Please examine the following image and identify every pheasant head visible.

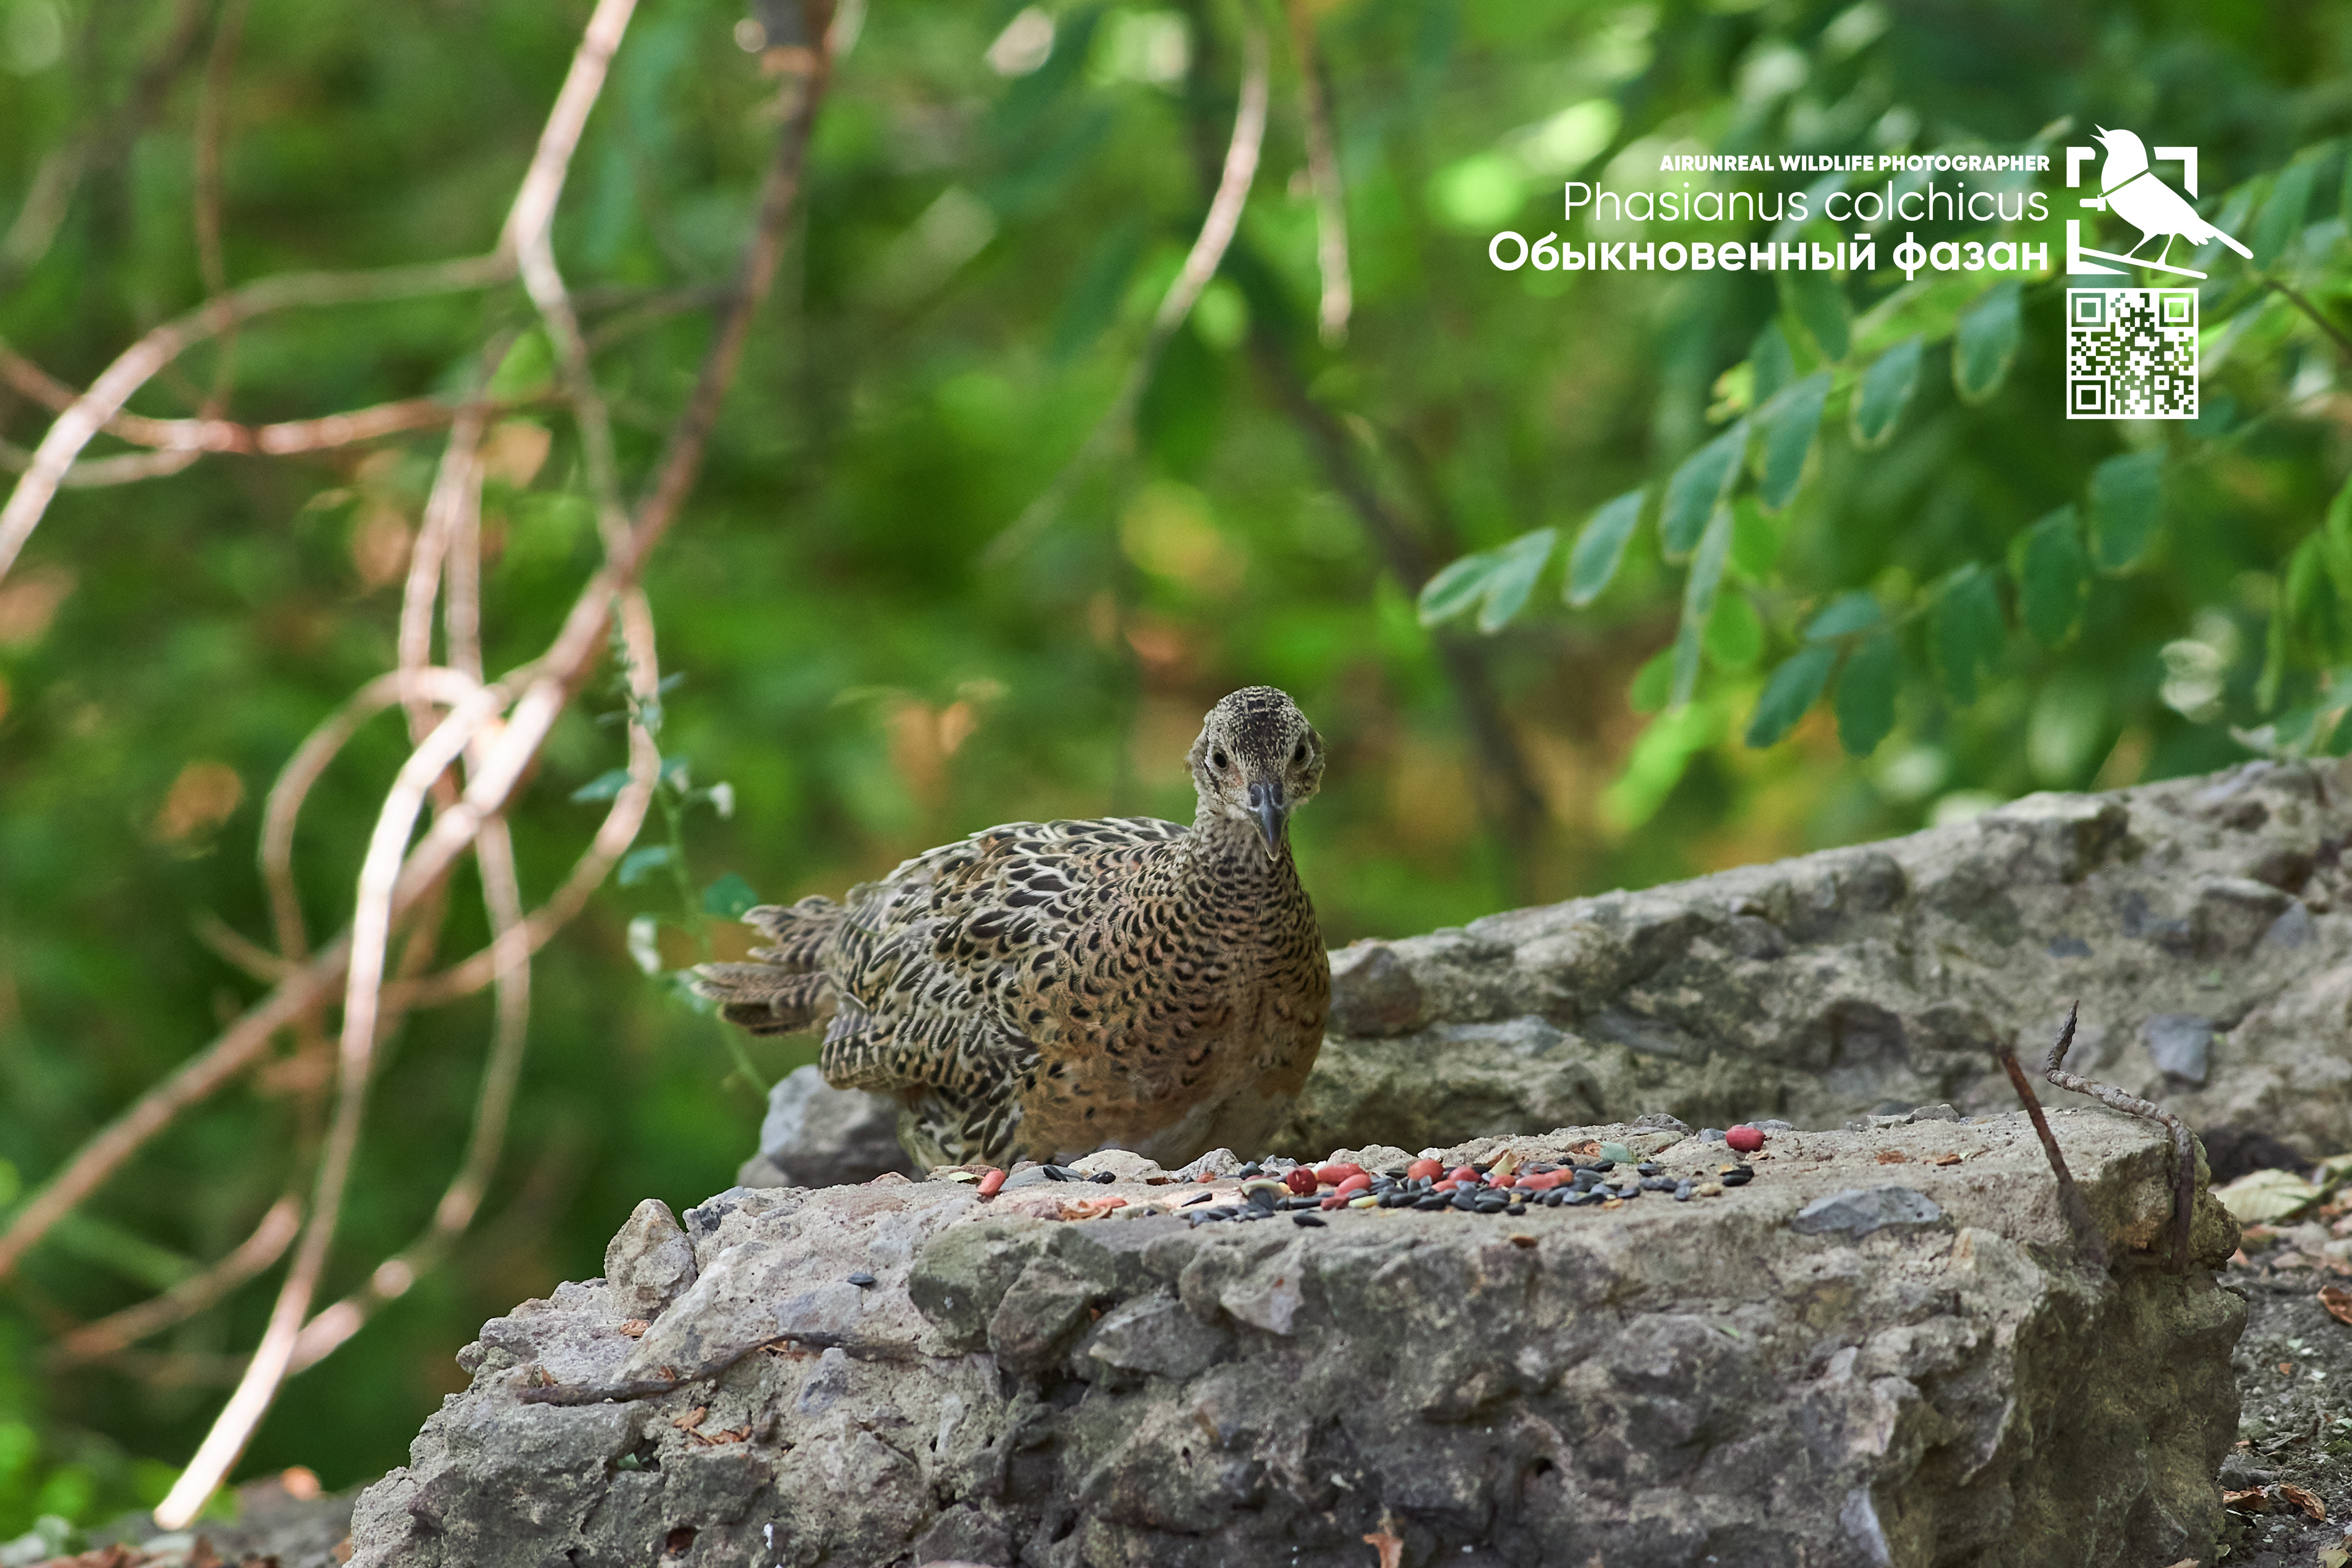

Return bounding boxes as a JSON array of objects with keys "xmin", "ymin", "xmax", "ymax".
[{"xmin": 1187, "ymin": 686, "xmax": 1324, "ymax": 859}]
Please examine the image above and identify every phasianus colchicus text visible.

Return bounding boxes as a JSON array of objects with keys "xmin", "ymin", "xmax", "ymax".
[{"xmin": 695, "ymin": 687, "xmax": 1330, "ymax": 1170}]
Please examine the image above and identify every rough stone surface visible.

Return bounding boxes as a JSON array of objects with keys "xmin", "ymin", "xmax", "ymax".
[
  {"xmin": 736, "ymin": 1063, "xmax": 915, "ymax": 1189},
  {"xmin": 354, "ymin": 1112, "xmax": 2242, "ymax": 1568},
  {"xmin": 1286, "ymin": 760, "xmax": 2352, "ymax": 1156},
  {"xmin": 603, "ymin": 1198, "xmax": 698, "ymax": 1321}
]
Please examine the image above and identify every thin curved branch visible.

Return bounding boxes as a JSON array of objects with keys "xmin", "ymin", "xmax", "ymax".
[
  {"xmin": 51, "ymin": 1198, "xmax": 299, "ymax": 1365},
  {"xmin": 155, "ymin": 681, "xmax": 511, "ymax": 1528},
  {"xmin": 0, "ymin": 253, "xmax": 512, "ymax": 586},
  {"xmin": 1280, "ymin": 0, "xmax": 1349, "ymax": 347}
]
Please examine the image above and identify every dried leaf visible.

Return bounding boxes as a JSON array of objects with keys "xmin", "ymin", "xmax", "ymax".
[
  {"xmin": 2279, "ymin": 1361, "xmax": 2297, "ymax": 1376},
  {"xmin": 618, "ymin": 1318, "xmax": 650, "ymax": 1337},
  {"xmin": 1362, "ymin": 1522, "xmax": 1405, "ymax": 1568},
  {"xmin": 1931, "ymin": 1153, "xmax": 1963, "ymax": 1166},
  {"xmin": 2282, "ymin": 1482, "xmax": 2328, "ymax": 1522},
  {"xmin": 2223, "ymin": 1486, "xmax": 2271, "ymax": 1513},
  {"xmin": 2322, "ymin": 1285, "xmax": 2352, "ymax": 1326},
  {"xmin": 672, "ymin": 1405, "xmax": 708, "ymax": 1431},
  {"xmin": 1875, "ymin": 1150, "xmax": 1909, "ymax": 1164}
]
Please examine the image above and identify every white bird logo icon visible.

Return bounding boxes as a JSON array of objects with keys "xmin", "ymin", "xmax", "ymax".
[{"xmin": 2085, "ymin": 126, "xmax": 2251, "ymax": 270}]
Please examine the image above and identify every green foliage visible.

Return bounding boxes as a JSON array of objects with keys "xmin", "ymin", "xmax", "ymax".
[
  {"xmin": 1951, "ymin": 281, "xmax": 2023, "ymax": 404},
  {"xmin": 1849, "ymin": 337, "xmax": 1924, "ymax": 448},
  {"xmin": 1565, "ymin": 490, "xmax": 1644, "ymax": 608}
]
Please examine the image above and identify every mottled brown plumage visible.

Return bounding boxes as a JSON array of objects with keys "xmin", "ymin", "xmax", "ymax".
[{"xmin": 695, "ymin": 687, "xmax": 1329, "ymax": 1169}]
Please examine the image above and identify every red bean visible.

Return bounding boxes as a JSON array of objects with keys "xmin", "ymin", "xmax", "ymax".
[
  {"xmin": 1334, "ymin": 1172, "xmax": 1371, "ymax": 1197},
  {"xmin": 1315, "ymin": 1162, "xmax": 1366, "ymax": 1187},
  {"xmin": 1520, "ymin": 1171, "xmax": 1562, "ymax": 1191},
  {"xmin": 1285, "ymin": 1167, "xmax": 1319, "ymax": 1196},
  {"xmin": 1448, "ymin": 1165, "xmax": 1479, "ymax": 1186},
  {"xmin": 977, "ymin": 1168, "xmax": 1006, "ymax": 1198},
  {"xmin": 1406, "ymin": 1158, "xmax": 1443, "ymax": 1181},
  {"xmin": 1319, "ymin": 1192, "xmax": 1348, "ymax": 1210},
  {"xmin": 1725, "ymin": 1125, "xmax": 1765, "ymax": 1153}
]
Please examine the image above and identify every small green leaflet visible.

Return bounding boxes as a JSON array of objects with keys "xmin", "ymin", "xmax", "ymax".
[
  {"xmin": 2018, "ymin": 506, "xmax": 2090, "ymax": 645},
  {"xmin": 1850, "ymin": 336, "xmax": 1922, "ymax": 448},
  {"xmin": 2090, "ymin": 448, "xmax": 2163, "ymax": 570},
  {"xmin": 701, "ymin": 872, "xmax": 761, "ymax": 918},
  {"xmin": 1566, "ymin": 489, "xmax": 1645, "ymax": 607},
  {"xmin": 571, "ymin": 768, "xmax": 633, "ymax": 802},
  {"xmin": 1415, "ymin": 527, "xmax": 1559, "ymax": 632},
  {"xmin": 1756, "ymin": 372, "xmax": 1831, "ymax": 511},
  {"xmin": 1952, "ymin": 280, "xmax": 2021, "ymax": 404},
  {"xmin": 1706, "ymin": 590, "xmax": 1763, "ymax": 669},
  {"xmin": 617, "ymin": 844, "xmax": 674, "ymax": 887},
  {"xmin": 1751, "ymin": 321, "xmax": 1796, "ymax": 404},
  {"xmin": 1660, "ymin": 422, "xmax": 1748, "ymax": 559},
  {"xmin": 1418, "ymin": 551, "xmax": 1499, "ymax": 625},
  {"xmin": 1835, "ymin": 632, "xmax": 1898, "ymax": 756},
  {"xmin": 1805, "ymin": 590, "xmax": 1881, "ymax": 640},
  {"xmin": 1781, "ymin": 268, "xmax": 1851, "ymax": 362},
  {"xmin": 1629, "ymin": 647, "xmax": 1674, "ymax": 714},
  {"xmin": 1475, "ymin": 527, "xmax": 1558, "ymax": 632},
  {"xmin": 1672, "ymin": 504, "xmax": 1734, "ymax": 707},
  {"xmin": 1745, "ymin": 644, "xmax": 1835, "ymax": 747},
  {"xmin": 1728, "ymin": 497, "xmax": 1780, "ymax": 577},
  {"xmin": 1931, "ymin": 565, "xmax": 2005, "ymax": 706},
  {"xmin": 2252, "ymin": 158, "xmax": 2317, "ymax": 272}
]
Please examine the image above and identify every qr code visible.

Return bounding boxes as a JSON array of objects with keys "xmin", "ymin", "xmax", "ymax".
[{"xmin": 2066, "ymin": 288, "xmax": 2197, "ymax": 420}]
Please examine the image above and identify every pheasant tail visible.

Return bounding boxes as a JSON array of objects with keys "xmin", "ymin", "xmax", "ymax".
[{"xmin": 696, "ymin": 896, "xmax": 844, "ymax": 1034}]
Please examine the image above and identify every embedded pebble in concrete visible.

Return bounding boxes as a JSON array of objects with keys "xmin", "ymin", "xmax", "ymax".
[{"xmin": 353, "ymin": 1109, "xmax": 2246, "ymax": 1568}]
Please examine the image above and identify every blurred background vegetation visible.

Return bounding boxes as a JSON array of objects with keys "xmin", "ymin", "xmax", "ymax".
[{"xmin": 0, "ymin": 0, "xmax": 2344, "ymax": 1532}]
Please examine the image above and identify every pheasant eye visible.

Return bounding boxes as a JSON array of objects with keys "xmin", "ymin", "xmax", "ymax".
[
  {"xmin": 1293, "ymin": 742, "xmax": 1309, "ymax": 763},
  {"xmin": 1211, "ymin": 748, "xmax": 1229, "ymax": 769}
]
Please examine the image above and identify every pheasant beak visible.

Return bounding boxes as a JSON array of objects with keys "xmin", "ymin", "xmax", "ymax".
[{"xmin": 1245, "ymin": 780, "xmax": 1289, "ymax": 858}]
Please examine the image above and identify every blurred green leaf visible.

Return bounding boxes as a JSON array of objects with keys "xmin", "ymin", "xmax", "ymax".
[
  {"xmin": 571, "ymin": 768, "xmax": 633, "ymax": 803},
  {"xmin": 487, "ymin": 329, "xmax": 554, "ymax": 399},
  {"xmin": 1416, "ymin": 550, "xmax": 1500, "ymax": 626},
  {"xmin": 1781, "ymin": 269, "xmax": 1850, "ymax": 362},
  {"xmin": 1952, "ymin": 280, "xmax": 2021, "ymax": 403},
  {"xmin": 1476, "ymin": 528, "xmax": 1559, "ymax": 633},
  {"xmin": 1835, "ymin": 633, "xmax": 1899, "ymax": 756},
  {"xmin": 1566, "ymin": 489, "xmax": 1644, "ymax": 607},
  {"xmin": 1706, "ymin": 590, "xmax": 1763, "ymax": 670},
  {"xmin": 1728, "ymin": 496, "xmax": 1780, "ymax": 577},
  {"xmin": 2252, "ymin": 158, "xmax": 2317, "ymax": 271},
  {"xmin": 701, "ymin": 873, "xmax": 760, "ymax": 918},
  {"xmin": 1745, "ymin": 644, "xmax": 1836, "ymax": 747},
  {"xmin": 1849, "ymin": 336, "xmax": 1922, "ymax": 448},
  {"xmin": 1931, "ymin": 566, "xmax": 2005, "ymax": 706},
  {"xmin": 2090, "ymin": 448, "xmax": 2163, "ymax": 571},
  {"xmin": 1806, "ymin": 590, "xmax": 1881, "ymax": 640},
  {"xmin": 2018, "ymin": 506, "xmax": 2090, "ymax": 645},
  {"xmin": 1629, "ymin": 647, "xmax": 1674, "ymax": 715},
  {"xmin": 1750, "ymin": 321, "xmax": 1796, "ymax": 404},
  {"xmin": 1659, "ymin": 422, "xmax": 1747, "ymax": 559},
  {"xmin": 617, "ymin": 845, "xmax": 674, "ymax": 887},
  {"xmin": 1755, "ymin": 372, "xmax": 1831, "ymax": 511},
  {"xmin": 1671, "ymin": 505, "xmax": 1734, "ymax": 707}
]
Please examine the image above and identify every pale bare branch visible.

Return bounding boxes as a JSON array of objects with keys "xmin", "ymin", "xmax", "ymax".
[
  {"xmin": 1281, "ymin": 0, "xmax": 1350, "ymax": 347},
  {"xmin": 0, "ymin": 253, "xmax": 511, "ymax": 587},
  {"xmin": 156, "ymin": 680, "xmax": 511, "ymax": 1528}
]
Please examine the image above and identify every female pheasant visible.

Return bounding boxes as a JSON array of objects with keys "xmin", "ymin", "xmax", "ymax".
[{"xmin": 696, "ymin": 687, "xmax": 1330, "ymax": 1170}]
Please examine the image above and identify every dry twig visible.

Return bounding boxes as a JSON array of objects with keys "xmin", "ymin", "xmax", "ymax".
[
  {"xmin": 1280, "ymin": 0, "xmax": 1350, "ymax": 346},
  {"xmin": 1993, "ymin": 1009, "xmax": 2110, "ymax": 1271},
  {"xmin": 2040, "ymin": 1000, "xmax": 2199, "ymax": 1273}
]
